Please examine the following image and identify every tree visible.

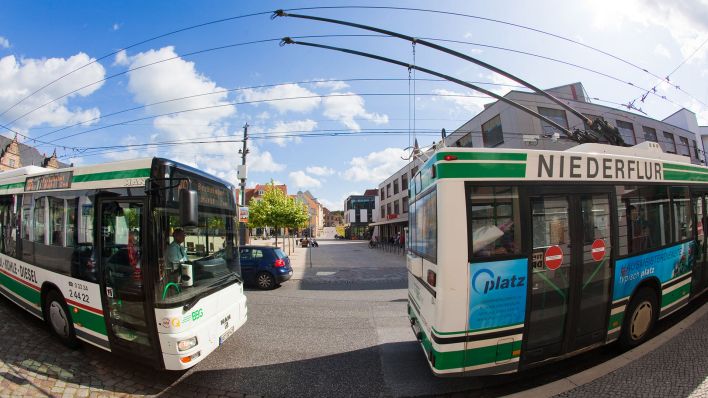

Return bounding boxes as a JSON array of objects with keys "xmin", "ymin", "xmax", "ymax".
[{"xmin": 248, "ymin": 181, "xmax": 308, "ymax": 245}]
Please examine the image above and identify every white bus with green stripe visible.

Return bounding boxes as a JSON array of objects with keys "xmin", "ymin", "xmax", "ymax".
[
  {"xmin": 0, "ymin": 158, "xmax": 246, "ymax": 370},
  {"xmin": 407, "ymin": 142, "xmax": 708, "ymax": 376}
]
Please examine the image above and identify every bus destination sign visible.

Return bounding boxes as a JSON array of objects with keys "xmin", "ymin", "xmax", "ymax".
[
  {"xmin": 196, "ymin": 181, "xmax": 231, "ymax": 209},
  {"xmin": 25, "ymin": 171, "xmax": 73, "ymax": 192}
]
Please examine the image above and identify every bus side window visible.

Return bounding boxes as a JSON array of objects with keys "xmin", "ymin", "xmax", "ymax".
[
  {"xmin": 0, "ymin": 196, "xmax": 18, "ymax": 258},
  {"xmin": 469, "ymin": 186, "xmax": 521, "ymax": 257},
  {"xmin": 70, "ymin": 193, "xmax": 97, "ymax": 283}
]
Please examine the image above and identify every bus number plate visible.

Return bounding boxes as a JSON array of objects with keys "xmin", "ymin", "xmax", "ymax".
[{"xmin": 219, "ymin": 326, "xmax": 235, "ymax": 345}]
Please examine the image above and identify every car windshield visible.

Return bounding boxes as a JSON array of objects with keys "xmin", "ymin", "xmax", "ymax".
[{"xmin": 155, "ymin": 207, "xmax": 240, "ymax": 305}]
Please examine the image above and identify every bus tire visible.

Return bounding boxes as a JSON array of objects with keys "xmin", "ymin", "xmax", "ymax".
[
  {"xmin": 619, "ymin": 287, "xmax": 658, "ymax": 349},
  {"xmin": 43, "ymin": 289, "xmax": 80, "ymax": 349},
  {"xmin": 256, "ymin": 272, "xmax": 276, "ymax": 290}
]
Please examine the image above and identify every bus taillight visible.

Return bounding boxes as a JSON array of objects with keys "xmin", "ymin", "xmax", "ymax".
[{"xmin": 443, "ymin": 155, "xmax": 458, "ymax": 161}]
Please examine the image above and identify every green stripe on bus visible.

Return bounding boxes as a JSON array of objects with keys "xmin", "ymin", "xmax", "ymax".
[
  {"xmin": 435, "ymin": 152, "xmax": 527, "ymax": 162},
  {"xmin": 663, "ymin": 170, "xmax": 708, "ymax": 182},
  {"xmin": 663, "ymin": 163, "xmax": 708, "ymax": 174},
  {"xmin": 72, "ymin": 168, "xmax": 150, "ymax": 183},
  {"xmin": 661, "ymin": 283, "xmax": 691, "ymax": 308},
  {"xmin": 0, "ymin": 182, "xmax": 25, "ymax": 190},
  {"xmin": 432, "ymin": 322, "xmax": 524, "ymax": 336},
  {"xmin": 436, "ymin": 162, "xmax": 526, "ymax": 179},
  {"xmin": 0, "ymin": 272, "xmax": 40, "ymax": 306},
  {"xmin": 69, "ymin": 305, "xmax": 107, "ymax": 336},
  {"xmin": 433, "ymin": 339, "xmax": 522, "ymax": 370},
  {"xmin": 608, "ymin": 312, "xmax": 623, "ymax": 330}
]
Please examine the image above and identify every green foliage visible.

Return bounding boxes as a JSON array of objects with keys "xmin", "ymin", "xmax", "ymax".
[{"xmin": 248, "ymin": 181, "xmax": 309, "ymax": 234}]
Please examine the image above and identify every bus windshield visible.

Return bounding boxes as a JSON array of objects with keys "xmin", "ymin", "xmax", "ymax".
[{"xmin": 155, "ymin": 206, "xmax": 241, "ymax": 305}]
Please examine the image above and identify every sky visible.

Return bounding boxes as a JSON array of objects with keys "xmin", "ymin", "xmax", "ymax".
[{"xmin": 0, "ymin": 0, "xmax": 707, "ymax": 210}]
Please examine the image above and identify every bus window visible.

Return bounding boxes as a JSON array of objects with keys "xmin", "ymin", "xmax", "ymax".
[
  {"xmin": 671, "ymin": 186, "xmax": 691, "ymax": 241},
  {"xmin": 410, "ymin": 188, "xmax": 437, "ymax": 263},
  {"xmin": 49, "ymin": 197, "xmax": 65, "ymax": 246},
  {"xmin": 468, "ymin": 186, "xmax": 521, "ymax": 257},
  {"xmin": 33, "ymin": 196, "xmax": 46, "ymax": 244},
  {"xmin": 619, "ymin": 186, "xmax": 671, "ymax": 254},
  {"xmin": 0, "ymin": 196, "xmax": 18, "ymax": 258}
]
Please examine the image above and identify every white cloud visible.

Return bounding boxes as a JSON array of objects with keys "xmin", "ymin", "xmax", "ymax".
[
  {"xmin": 318, "ymin": 197, "xmax": 343, "ymax": 211},
  {"xmin": 313, "ymin": 80, "xmax": 350, "ymax": 90},
  {"xmin": 432, "ymin": 88, "xmax": 491, "ymax": 114},
  {"xmin": 0, "ymin": 36, "xmax": 9, "ymax": 49},
  {"xmin": 0, "ymin": 53, "xmax": 104, "ymax": 129},
  {"xmin": 112, "ymin": 23, "xmax": 121, "ymax": 31},
  {"xmin": 270, "ymin": 119, "xmax": 317, "ymax": 147},
  {"xmin": 341, "ymin": 147, "xmax": 408, "ymax": 183},
  {"xmin": 590, "ymin": 0, "xmax": 708, "ymax": 60},
  {"xmin": 241, "ymin": 83, "xmax": 321, "ymax": 114},
  {"xmin": 104, "ymin": 135, "xmax": 158, "ymax": 161},
  {"xmin": 654, "ymin": 43, "xmax": 672, "ymax": 58},
  {"xmin": 306, "ymin": 165, "xmax": 335, "ymax": 176},
  {"xmin": 289, "ymin": 170, "xmax": 321, "ymax": 189},
  {"xmin": 113, "ymin": 49, "xmax": 129, "ymax": 66},
  {"xmin": 119, "ymin": 46, "xmax": 236, "ymax": 172},
  {"xmin": 248, "ymin": 145, "xmax": 286, "ymax": 173},
  {"xmin": 322, "ymin": 92, "xmax": 388, "ymax": 131}
]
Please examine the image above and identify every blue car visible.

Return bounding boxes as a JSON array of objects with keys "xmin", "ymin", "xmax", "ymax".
[{"xmin": 239, "ymin": 245, "xmax": 293, "ymax": 289}]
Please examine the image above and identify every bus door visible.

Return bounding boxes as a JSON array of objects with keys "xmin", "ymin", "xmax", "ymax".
[
  {"xmin": 97, "ymin": 198, "xmax": 160, "ymax": 363},
  {"xmin": 692, "ymin": 194, "xmax": 707, "ymax": 294},
  {"xmin": 523, "ymin": 189, "xmax": 614, "ymax": 365}
]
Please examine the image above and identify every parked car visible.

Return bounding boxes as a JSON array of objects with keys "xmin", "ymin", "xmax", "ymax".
[{"xmin": 238, "ymin": 245, "xmax": 293, "ymax": 289}]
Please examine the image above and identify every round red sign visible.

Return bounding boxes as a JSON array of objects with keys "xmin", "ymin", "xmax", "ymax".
[
  {"xmin": 591, "ymin": 239, "xmax": 606, "ymax": 262},
  {"xmin": 544, "ymin": 245, "xmax": 563, "ymax": 270}
]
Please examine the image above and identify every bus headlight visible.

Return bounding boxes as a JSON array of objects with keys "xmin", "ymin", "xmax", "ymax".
[{"xmin": 177, "ymin": 336, "xmax": 198, "ymax": 351}]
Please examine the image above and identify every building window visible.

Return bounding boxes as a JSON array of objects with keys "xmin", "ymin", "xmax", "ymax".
[
  {"xmin": 402, "ymin": 175, "xmax": 408, "ymax": 191},
  {"xmin": 663, "ymin": 132, "xmax": 677, "ymax": 153},
  {"xmin": 393, "ymin": 179, "xmax": 399, "ymax": 195},
  {"xmin": 394, "ymin": 200, "xmax": 400, "ymax": 215},
  {"xmin": 411, "ymin": 166, "xmax": 419, "ymax": 178},
  {"xmin": 616, "ymin": 120, "xmax": 636, "ymax": 145},
  {"xmin": 381, "ymin": 206, "xmax": 385, "ymax": 219},
  {"xmin": 386, "ymin": 184, "xmax": 391, "ymax": 198},
  {"xmin": 678, "ymin": 136, "xmax": 690, "ymax": 156},
  {"xmin": 693, "ymin": 140, "xmax": 700, "ymax": 160},
  {"xmin": 9, "ymin": 159, "xmax": 15, "ymax": 168},
  {"xmin": 387, "ymin": 203, "xmax": 391, "ymax": 216},
  {"xmin": 456, "ymin": 132, "xmax": 473, "ymax": 147},
  {"xmin": 538, "ymin": 107, "xmax": 569, "ymax": 136},
  {"xmin": 402, "ymin": 196, "xmax": 409, "ymax": 213},
  {"xmin": 482, "ymin": 114, "xmax": 504, "ymax": 147},
  {"xmin": 642, "ymin": 126, "xmax": 658, "ymax": 142},
  {"xmin": 380, "ymin": 188, "xmax": 384, "ymax": 200}
]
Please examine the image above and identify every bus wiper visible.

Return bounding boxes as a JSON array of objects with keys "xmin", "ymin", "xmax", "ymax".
[{"xmin": 182, "ymin": 273, "xmax": 240, "ymax": 312}]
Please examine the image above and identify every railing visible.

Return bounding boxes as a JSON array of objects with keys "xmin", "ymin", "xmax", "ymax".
[{"xmin": 370, "ymin": 240, "xmax": 405, "ymax": 255}]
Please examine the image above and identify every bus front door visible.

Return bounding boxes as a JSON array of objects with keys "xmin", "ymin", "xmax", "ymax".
[
  {"xmin": 98, "ymin": 198, "xmax": 160, "ymax": 365},
  {"xmin": 692, "ymin": 194, "xmax": 707, "ymax": 295},
  {"xmin": 523, "ymin": 192, "xmax": 614, "ymax": 365}
]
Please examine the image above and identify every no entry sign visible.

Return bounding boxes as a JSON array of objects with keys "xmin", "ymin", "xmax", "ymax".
[
  {"xmin": 544, "ymin": 245, "xmax": 563, "ymax": 270},
  {"xmin": 591, "ymin": 239, "xmax": 606, "ymax": 261}
]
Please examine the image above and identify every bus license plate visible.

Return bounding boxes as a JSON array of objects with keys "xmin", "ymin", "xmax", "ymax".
[{"xmin": 219, "ymin": 326, "xmax": 235, "ymax": 345}]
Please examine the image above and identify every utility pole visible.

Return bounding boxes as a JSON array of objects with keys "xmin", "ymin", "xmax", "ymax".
[{"xmin": 238, "ymin": 123, "xmax": 249, "ymax": 245}]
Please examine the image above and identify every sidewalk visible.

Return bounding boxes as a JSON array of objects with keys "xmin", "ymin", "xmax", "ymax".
[{"xmin": 507, "ymin": 298, "xmax": 708, "ymax": 398}]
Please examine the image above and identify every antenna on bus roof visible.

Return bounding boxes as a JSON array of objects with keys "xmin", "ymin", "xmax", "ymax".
[{"xmin": 275, "ymin": 11, "xmax": 626, "ymax": 146}]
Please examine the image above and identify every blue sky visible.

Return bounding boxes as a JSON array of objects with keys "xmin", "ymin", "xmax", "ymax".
[{"xmin": 1, "ymin": 1, "xmax": 706, "ymax": 210}]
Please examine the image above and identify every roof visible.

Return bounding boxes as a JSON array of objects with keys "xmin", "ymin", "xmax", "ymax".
[
  {"xmin": 363, "ymin": 189, "xmax": 379, "ymax": 196},
  {"xmin": 0, "ymin": 136, "xmax": 69, "ymax": 168}
]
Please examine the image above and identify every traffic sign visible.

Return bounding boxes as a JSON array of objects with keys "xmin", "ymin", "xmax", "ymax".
[
  {"xmin": 591, "ymin": 239, "xmax": 606, "ymax": 262},
  {"xmin": 544, "ymin": 245, "xmax": 563, "ymax": 270}
]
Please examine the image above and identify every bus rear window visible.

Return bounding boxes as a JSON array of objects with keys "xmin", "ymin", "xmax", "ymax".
[{"xmin": 467, "ymin": 186, "xmax": 522, "ymax": 258}]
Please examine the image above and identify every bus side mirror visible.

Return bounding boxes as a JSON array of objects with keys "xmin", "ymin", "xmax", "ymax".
[{"xmin": 180, "ymin": 189, "xmax": 199, "ymax": 227}]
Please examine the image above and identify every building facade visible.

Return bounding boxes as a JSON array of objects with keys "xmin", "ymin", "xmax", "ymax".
[
  {"xmin": 323, "ymin": 208, "xmax": 344, "ymax": 227},
  {"xmin": 370, "ymin": 159, "xmax": 421, "ymax": 244},
  {"xmin": 446, "ymin": 83, "xmax": 703, "ymax": 165},
  {"xmin": 344, "ymin": 191, "xmax": 376, "ymax": 239},
  {"xmin": 297, "ymin": 190, "xmax": 324, "ymax": 237},
  {"xmin": 0, "ymin": 135, "xmax": 67, "ymax": 171}
]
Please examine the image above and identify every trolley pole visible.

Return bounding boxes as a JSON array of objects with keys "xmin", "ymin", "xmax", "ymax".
[{"xmin": 238, "ymin": 123, "xmax": 249, "ymax": 245}]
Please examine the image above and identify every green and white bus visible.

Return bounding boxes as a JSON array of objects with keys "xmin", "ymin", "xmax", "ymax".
[
  {"xmin": 407, "ymin": 142, "xmax": 708, "ymax": 376},
  {"xmin": 0, "ymin": 158, "xmax": 246, "ymax": 370}
]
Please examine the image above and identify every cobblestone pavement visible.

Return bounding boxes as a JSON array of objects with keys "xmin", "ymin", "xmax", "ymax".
[{"xmin": 556, "ymin": 307, "xmax": 708, "ymax": 398}]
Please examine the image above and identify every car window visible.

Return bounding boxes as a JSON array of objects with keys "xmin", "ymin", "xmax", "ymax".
[
  {"xmin": 239, "ymin": 248, "xmax": 251, "ymax": 260},
  {"xmin": 274, "ymin": 248, "xmax": 287, "ymax": 259},
  {"xmin": 252, "ymin": 249, "xmax": 264, "ymax": 260}
]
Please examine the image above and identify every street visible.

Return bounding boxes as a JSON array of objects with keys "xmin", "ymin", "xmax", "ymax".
[{"xmin": 0, "ymin": 239, "xmax": 704, "ymax": 397}]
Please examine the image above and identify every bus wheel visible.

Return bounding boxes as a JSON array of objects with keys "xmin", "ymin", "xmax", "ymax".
[
  {"xmin": 44, "ymin": 290, "xmax": 80, "ymax": 349},
  {"xmin": 619, "ymin": 287, "xmax": 657, "ymax": 349},
  {"xmin": 256, "ymin": 272, "xmax": 276, "ymax": 290}
]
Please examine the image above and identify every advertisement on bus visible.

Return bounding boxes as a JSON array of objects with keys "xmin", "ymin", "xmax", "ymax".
[
  {"xmin": 469, "ymin": 258, "xmax": 527, "ymax": 330},
  {"xmin": 613, "ymin": 241, "xmax": 694, "ymax": 300}
]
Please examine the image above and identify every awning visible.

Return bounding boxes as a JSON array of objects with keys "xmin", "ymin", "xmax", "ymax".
[{"xmin": 369, "ymin": 218, "xmax": 408, "ymax": 227}]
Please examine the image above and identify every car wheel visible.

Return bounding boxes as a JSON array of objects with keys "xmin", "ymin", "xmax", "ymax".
[
  {"xmin": 256, "ymin": 272, "xmax": 276, "ymax": 290},
  {"xmin": 44, "ymin": 289, "xmax": 80, "ymax": 348},
  {"xmin": 619, "ymin": 287, "xmax": 658, "ymax": 349}
]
